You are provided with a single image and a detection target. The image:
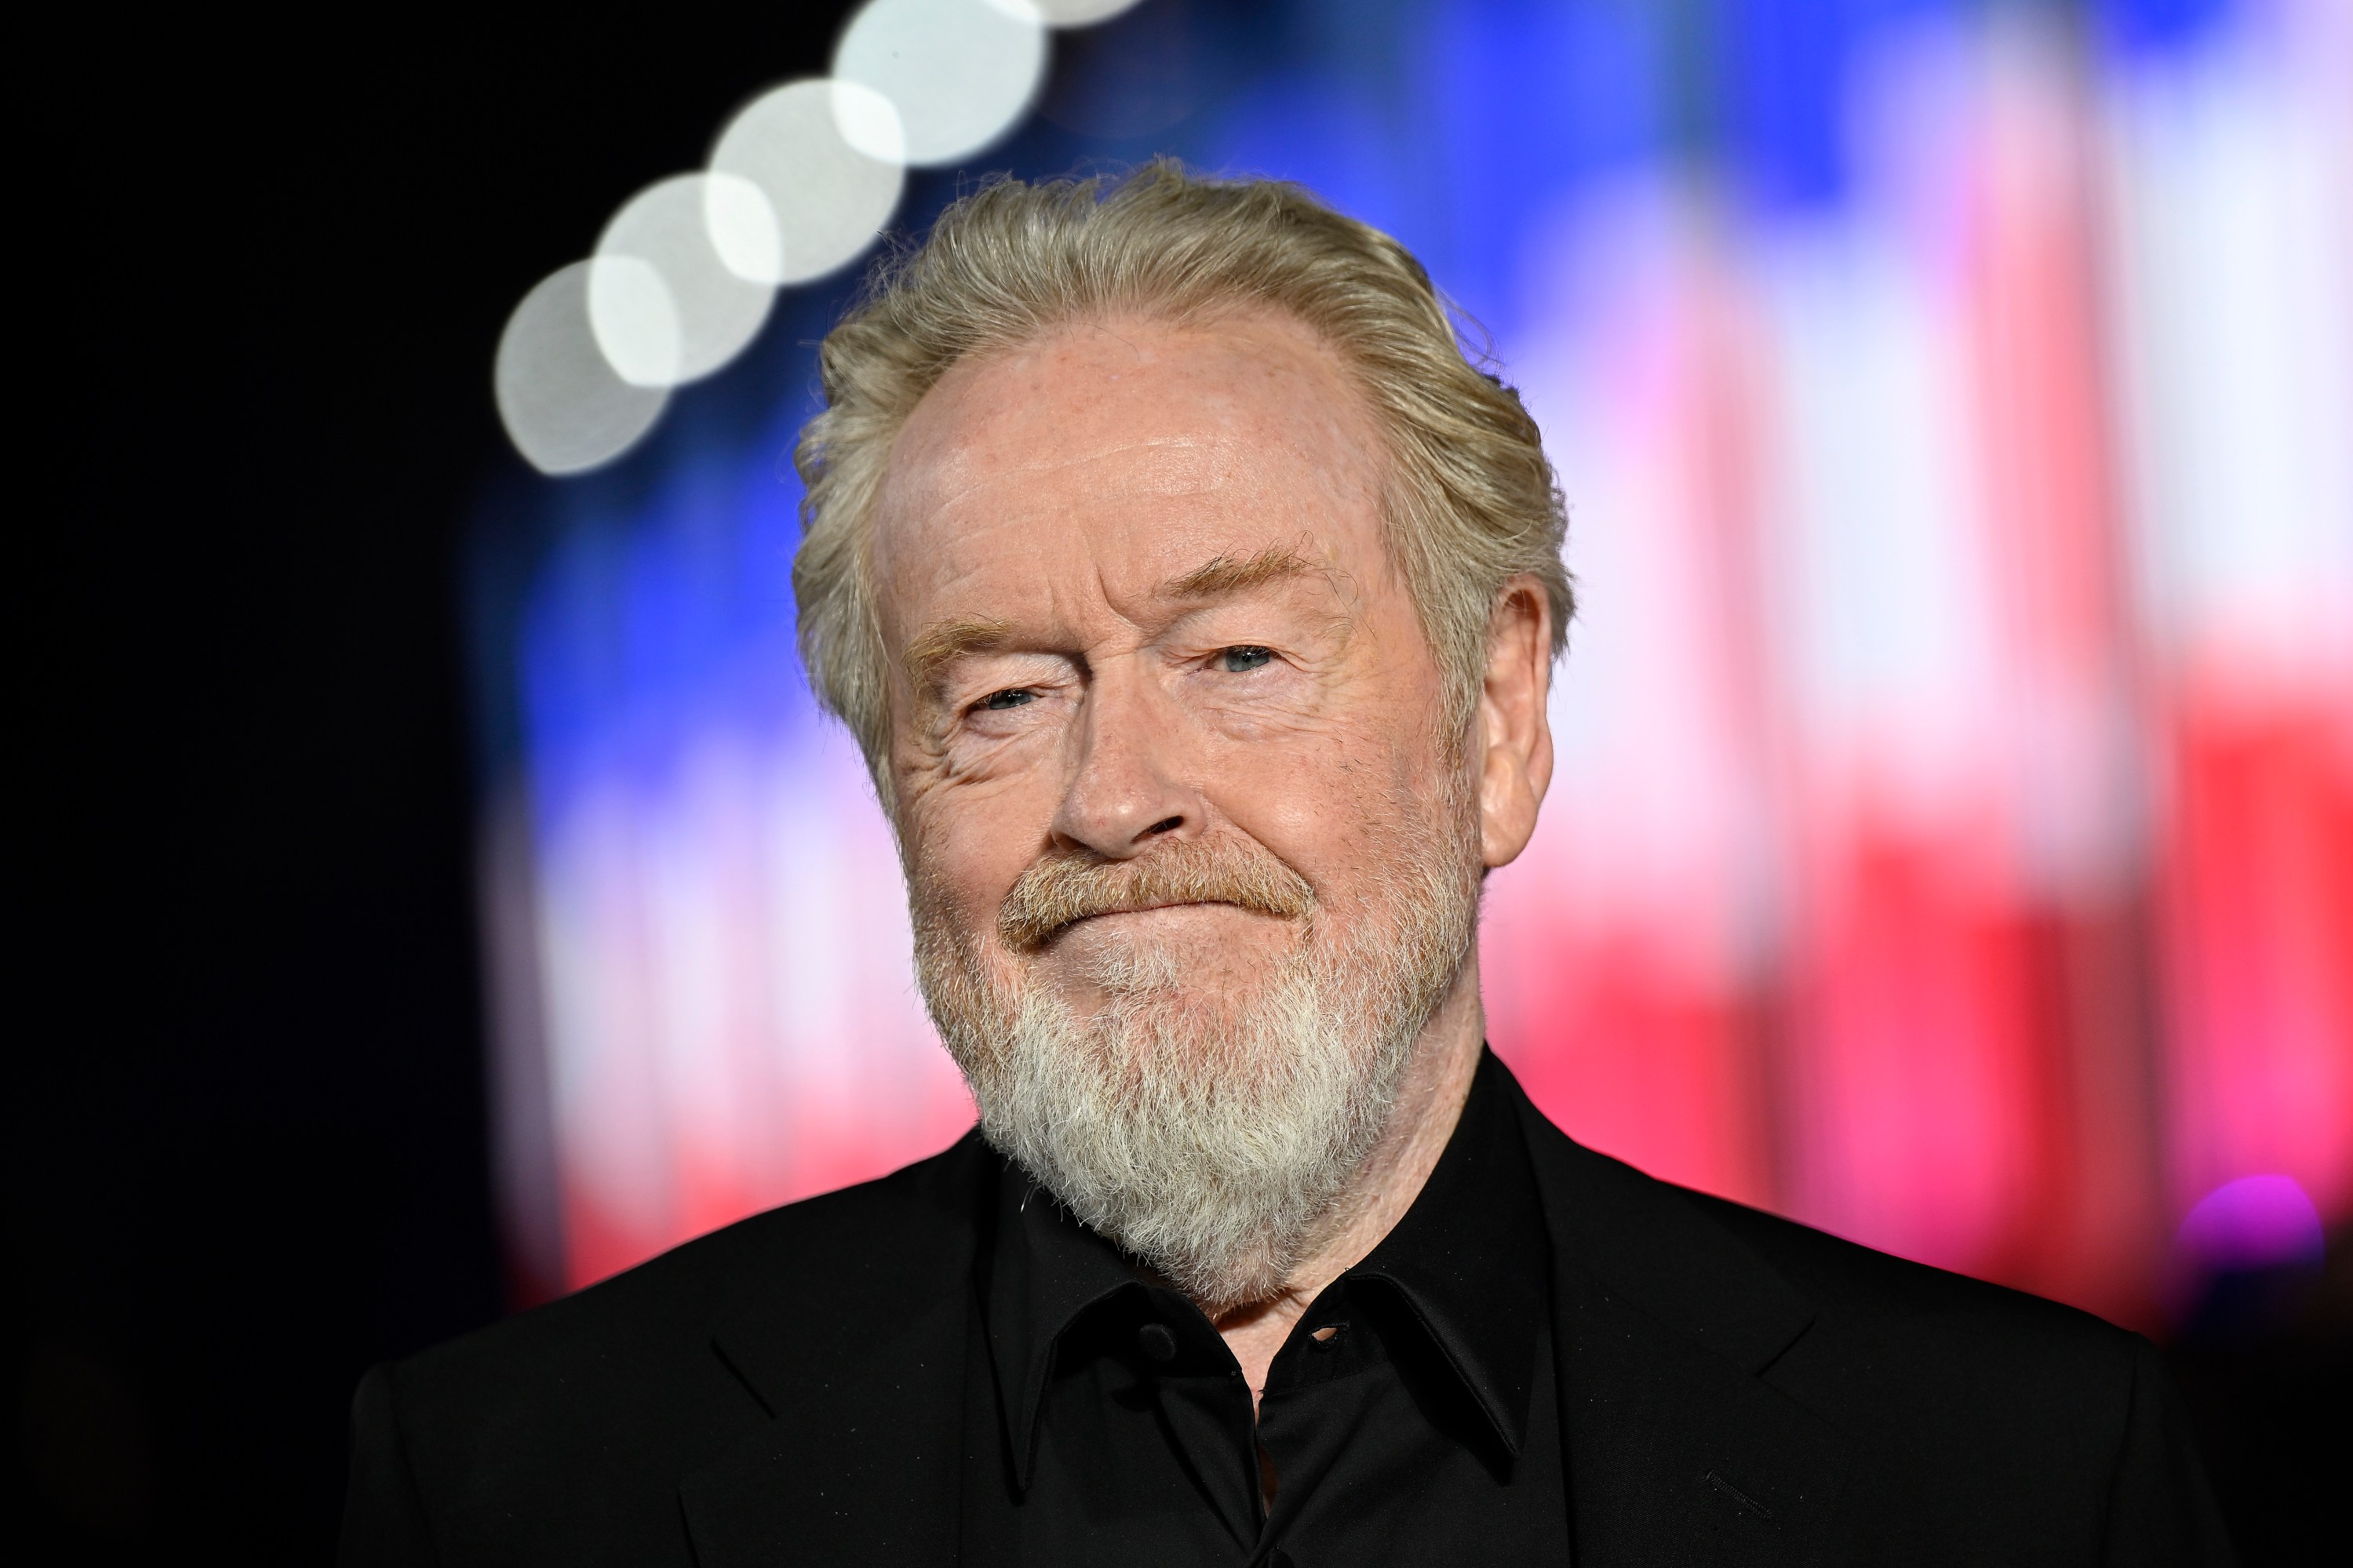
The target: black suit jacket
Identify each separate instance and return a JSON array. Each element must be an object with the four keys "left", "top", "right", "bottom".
[{"left": 340, "top": 1074, "right": 2234, "bottom": 1565}]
